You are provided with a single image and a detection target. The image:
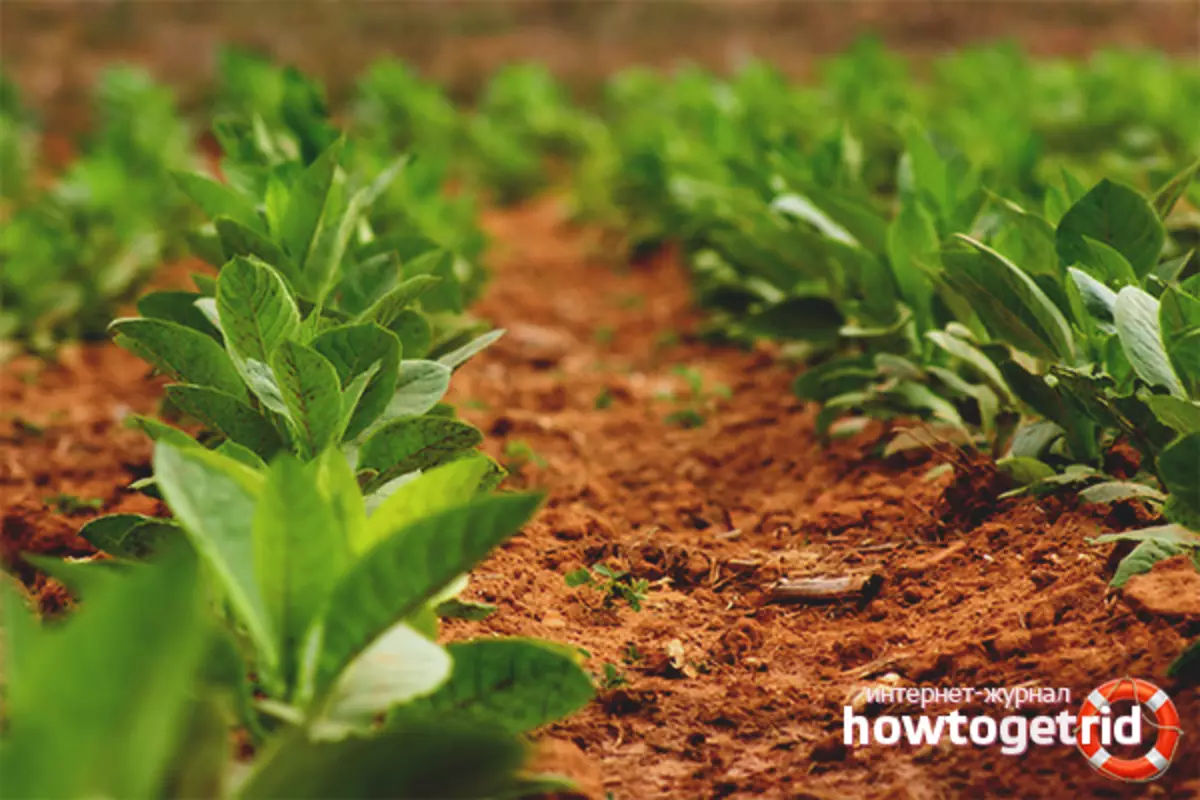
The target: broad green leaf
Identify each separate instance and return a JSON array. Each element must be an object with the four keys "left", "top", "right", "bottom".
[
  {"left": 886, "top": 199, "right": 940, "bottom": 330},
  {"left": 1157, "top": 434, "right": 1200, "bottom": 521},
  {"left": 355, "top": 360, "right": 453, "bottom": 443},
  {"left": 358, "top": 417, "right": 483, "bottom": 488},
  {"left": 1144, "top": 395, "right": 1200, "bottom": 435},
  {"left": 153, "top": 443, "right": 279, "bottom": 684},
  {"left": 236, "top": 722, "right": 524, "bottom": 800},
  {"left": 1114, "top": 286, "right": 1186, "bottom": 397},
  {"left": 79, "top": 514, "right": 179, "bottom": 560},
  {"left": 359, "top": 456, "right": 491, "bottom": 553},
  {"left": 402, "top": 249, "right": 463, "bottom": 314},
  {"left": 742, "top": 296, "right": 844, "bottom": 342},
  {"left": 254, "top": 454, "right": 350, "bottom": 687},
  {"left": 1159, "top": 286, "right": 1200, "bottom": 399},
  {"left": 215, "top": 218, "right": 298, "bottom": 289},
  {"left": 357, "top": 275, "right": 443, "bottom": 328},
  {"left": 281, "top": 138, "right": 344, "bottom": 273},
  {"left": 166, "top": 384, "right": 286, "bottom": 460},
  {"left": 996, "top": 456, "right": 1055, "bottom": 486},
  {"left": 110, "top": 318, "right": 247, "bottom": 402},
  {"left": 387, "top": 638, "right": 593, "bottom": 735},
  {"left": 124, "top": 414, "right": 199, "bottom": 450},
  {"left": 137, "top": 291, "right": 221, "bottom": 340},
  {"left": 942, "top": 236, "right": 1076, "bottom": 363},
  {"left": 312, "top": 447, "right": 367, "bottom": 551},
  {"left": 1055, "top": 178, "right": 1166, "bottom": 277},
  {"left": 311, "top": 492, "right": 542, "bottom": 690},
  {"left": 390, "top": 308, "right": 433, "bottom": 358},
  {"left": 316, "top": 623, "right": 451, "bottom": 735},
  {"left": 1078, "top": 236, "right": 1138, "bottom": 286},
  {"left": 270, "top": 340, "right": 344, "bottom": 457},
  {"left": 437, "top": 329, "right": 505, "bottom": 370},
  {"left": 925, "top": 330, "right": 1012, "bottom": 402},
  {"left": 988, "top": 200, "right": 1059, "bottom": 281},
  {"left": 216, "top": 256, "right": 301, "bottom": 370},
  {"left": 0, "top": 545, "right": 211, "bottom": 800},
  {"left": 1078, "top": 481, "right": 1166, "bottom": 505},
  {"left": 1110, "top": 538, "right": 1193, "bottom": 588},
  {"left": 772, "top": 193, "right": 859, "bottom": 246},
  {"left": 216, "top": 440, "right": 269, "bottom": 470},
  {"left": 173, "top": 171, "right": 262, "bottom": 232},
  {"left": 311, "top": 323, "right": 401, "bottom": 442},
  {"left": 1152, "top": 156, "right": 1200, "bottom": 219},
  {"left": 1067, "top": 267, "right": 1117, "bottom": 331}
]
